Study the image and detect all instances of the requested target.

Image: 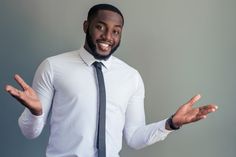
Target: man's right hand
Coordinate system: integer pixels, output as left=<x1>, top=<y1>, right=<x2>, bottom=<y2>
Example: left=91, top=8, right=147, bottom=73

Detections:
left=5, top=74, right=42, bottom=116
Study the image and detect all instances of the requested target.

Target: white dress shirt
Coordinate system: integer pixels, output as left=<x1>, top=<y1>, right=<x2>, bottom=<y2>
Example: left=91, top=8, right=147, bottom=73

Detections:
left=18, top=47, right=172, bottom=157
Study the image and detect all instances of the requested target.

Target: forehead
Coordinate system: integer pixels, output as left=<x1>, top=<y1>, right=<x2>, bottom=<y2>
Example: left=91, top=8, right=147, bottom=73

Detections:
left=92, top=10, right=123, bottom=27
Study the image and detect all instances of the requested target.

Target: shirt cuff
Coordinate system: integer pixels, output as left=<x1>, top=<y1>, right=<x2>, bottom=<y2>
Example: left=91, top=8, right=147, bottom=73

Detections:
left=158, top=118, right=174, bottom=134
left=19, top=108, right=44, bottom=127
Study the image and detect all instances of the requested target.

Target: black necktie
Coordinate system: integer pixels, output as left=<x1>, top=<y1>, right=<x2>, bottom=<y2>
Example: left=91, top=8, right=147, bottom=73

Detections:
left=93, top=62, right=106, bottom=157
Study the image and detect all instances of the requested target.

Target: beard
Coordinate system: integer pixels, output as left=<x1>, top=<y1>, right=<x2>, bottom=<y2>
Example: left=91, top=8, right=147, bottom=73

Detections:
left=85, top=30, right=120, bottom=60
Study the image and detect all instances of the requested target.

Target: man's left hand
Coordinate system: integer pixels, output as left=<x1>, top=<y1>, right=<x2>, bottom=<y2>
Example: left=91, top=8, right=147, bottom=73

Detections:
left=167, top=94, right=218, bottom=130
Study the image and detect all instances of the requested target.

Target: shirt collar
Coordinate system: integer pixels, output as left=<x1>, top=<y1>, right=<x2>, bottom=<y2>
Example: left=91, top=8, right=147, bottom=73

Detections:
left=79, top=46, right=112, bottom=69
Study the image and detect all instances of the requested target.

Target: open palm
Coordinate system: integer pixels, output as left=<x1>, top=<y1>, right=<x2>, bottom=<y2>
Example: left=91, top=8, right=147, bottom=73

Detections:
left=172, top=94, right=218, bottom=127
left=5, top=74, right=42, bottom=116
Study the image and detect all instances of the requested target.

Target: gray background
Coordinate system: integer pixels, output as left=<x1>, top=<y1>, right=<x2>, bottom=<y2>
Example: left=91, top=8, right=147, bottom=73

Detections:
left=1, top=0, right=236, bottom=157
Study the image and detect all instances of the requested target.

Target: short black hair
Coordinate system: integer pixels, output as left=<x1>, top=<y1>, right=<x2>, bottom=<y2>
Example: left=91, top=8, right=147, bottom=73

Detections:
left=87, top=4, right=124, bottom=25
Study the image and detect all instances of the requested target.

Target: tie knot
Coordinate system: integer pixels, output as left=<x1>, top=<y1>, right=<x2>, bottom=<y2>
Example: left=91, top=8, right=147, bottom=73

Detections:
left=93, top=61, right=102, bottom=70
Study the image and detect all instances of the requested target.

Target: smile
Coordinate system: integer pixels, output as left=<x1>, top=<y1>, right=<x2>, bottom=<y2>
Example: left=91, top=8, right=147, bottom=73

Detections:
left=97, top=42, right=111, bottom=52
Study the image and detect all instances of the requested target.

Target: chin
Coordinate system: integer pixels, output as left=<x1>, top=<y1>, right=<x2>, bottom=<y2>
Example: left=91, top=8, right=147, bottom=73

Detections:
left=98, top=52, right=111, bottom=57
left=96, top=50, right=111, bottom=56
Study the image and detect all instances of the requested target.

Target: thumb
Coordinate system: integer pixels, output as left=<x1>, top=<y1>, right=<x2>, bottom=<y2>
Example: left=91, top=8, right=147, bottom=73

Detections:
left=186, top=94, right=201, bottom=106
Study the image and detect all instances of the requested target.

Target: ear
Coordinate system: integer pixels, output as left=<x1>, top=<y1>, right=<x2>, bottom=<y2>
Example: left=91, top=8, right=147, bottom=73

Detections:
left=83, top=20, right=88, bottom=33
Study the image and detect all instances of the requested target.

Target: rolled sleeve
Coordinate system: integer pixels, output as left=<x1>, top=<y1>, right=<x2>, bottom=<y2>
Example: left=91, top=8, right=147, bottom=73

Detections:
left=18, top=109, right=45, bottom=139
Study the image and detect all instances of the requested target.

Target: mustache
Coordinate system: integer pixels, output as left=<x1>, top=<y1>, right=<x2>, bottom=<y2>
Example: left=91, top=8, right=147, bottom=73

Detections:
left=96, top=39, right=113, bottom=45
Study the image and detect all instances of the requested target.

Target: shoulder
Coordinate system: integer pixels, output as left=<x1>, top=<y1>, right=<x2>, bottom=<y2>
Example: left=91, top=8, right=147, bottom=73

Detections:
left=36, top=50, right=81, bottom=73
left=45, top=50, right=80, bottom=63
left=111, top=56, right=144, bottom=86
left=111, top=56, right=139, bottom=75
left=111, top=56, right=145, bottom=94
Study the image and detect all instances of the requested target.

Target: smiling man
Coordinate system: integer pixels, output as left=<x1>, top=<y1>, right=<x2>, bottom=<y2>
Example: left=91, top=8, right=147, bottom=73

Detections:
left=5, top=4, right=217, bottom=157
left=84, top=7, right=123, bottom=60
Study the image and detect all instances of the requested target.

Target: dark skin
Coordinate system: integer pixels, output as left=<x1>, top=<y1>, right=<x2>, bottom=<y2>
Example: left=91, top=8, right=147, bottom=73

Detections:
left=83, top=10, right=123, bottom=58
left=5, top=10, right=218, bottom=130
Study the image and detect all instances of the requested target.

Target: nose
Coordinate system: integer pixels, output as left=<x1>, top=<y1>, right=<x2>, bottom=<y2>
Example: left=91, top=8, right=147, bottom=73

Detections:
left=102, top=30, right=112, bottom=41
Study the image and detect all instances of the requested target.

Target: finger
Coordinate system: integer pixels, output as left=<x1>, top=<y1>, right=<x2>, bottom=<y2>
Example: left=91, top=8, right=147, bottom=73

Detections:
left=5, top=85, right=21, bottom=97
left=196, top=115, right=207, bottom=121
left=14, top=74, right=30, bottom=91
left=199, top=104, right=218, bottom=114
left=186, top=94, right=201, bottom=106
left=191, top=113, right=207, bottom=122
left=5, top=85, right=24, bottom=100
left=5, top=85, right=28, bottom=104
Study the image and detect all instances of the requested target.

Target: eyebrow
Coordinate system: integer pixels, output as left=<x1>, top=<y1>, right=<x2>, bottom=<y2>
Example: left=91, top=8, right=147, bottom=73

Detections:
left=97, top=21, right=122, bottom=29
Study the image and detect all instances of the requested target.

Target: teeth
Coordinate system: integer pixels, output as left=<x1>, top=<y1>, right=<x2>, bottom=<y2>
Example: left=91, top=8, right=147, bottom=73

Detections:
left=99, top=43, right=109, bottom=48
left=98, top=42, right=110, bottom=51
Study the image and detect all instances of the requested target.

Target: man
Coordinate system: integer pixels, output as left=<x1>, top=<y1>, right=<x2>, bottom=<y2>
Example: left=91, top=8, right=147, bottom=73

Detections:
left=5, top=3, right=217, bottom=157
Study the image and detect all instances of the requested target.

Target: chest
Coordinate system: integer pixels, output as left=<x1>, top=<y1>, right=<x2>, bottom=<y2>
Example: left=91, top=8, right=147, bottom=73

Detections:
left=52, top=66, right=136, bottom=113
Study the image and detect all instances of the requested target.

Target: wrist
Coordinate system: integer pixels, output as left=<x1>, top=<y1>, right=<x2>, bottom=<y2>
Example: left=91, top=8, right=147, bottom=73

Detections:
left=166, top=115, right=181, bottom=130
left=29, top=107, right=42, bottom=116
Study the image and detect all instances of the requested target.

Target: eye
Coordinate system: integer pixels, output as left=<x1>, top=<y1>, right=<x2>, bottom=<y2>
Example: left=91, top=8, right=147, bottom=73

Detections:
left=113, top=29, right=120, bottom=36
left=96, top=24, right=105, bottom=31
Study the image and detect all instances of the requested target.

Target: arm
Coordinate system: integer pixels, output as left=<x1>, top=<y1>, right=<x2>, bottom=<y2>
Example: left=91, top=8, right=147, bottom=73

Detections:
left=5, top=59, right=54, bottom=139
left=124, top=72, right=171, bottom=150
left=124, top=72, right=218, bottom=150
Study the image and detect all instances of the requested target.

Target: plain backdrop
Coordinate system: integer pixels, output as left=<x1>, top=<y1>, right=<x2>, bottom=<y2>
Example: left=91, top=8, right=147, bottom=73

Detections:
left=1, top=0, right=236, bottom=157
